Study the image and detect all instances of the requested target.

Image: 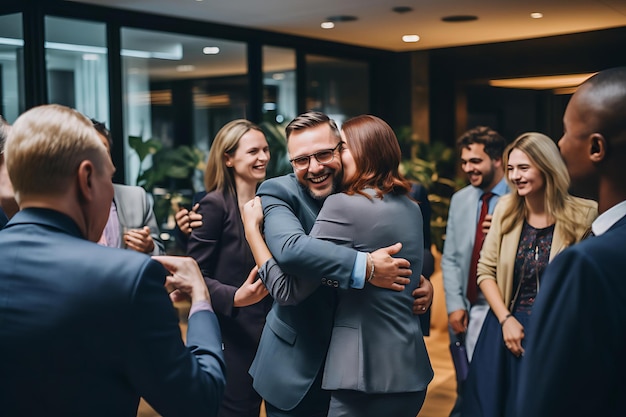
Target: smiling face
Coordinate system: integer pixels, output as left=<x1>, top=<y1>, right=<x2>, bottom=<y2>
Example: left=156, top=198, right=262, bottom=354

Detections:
left=288, top=123, right=342, bottom=200
left=460, top=143, right=501, bottom=191
left=225, top=129, right=269, bottom=185
left=507, top=148, right=545, bottom=199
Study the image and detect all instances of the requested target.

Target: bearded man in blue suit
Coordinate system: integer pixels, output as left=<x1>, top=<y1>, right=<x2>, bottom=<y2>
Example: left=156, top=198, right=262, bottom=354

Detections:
left=0, top=104, right=225, bottom=416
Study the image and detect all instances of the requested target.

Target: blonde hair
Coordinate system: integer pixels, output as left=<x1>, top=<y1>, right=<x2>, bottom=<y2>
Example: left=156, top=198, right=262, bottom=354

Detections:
left=500, top=132, right=581, bottom=245
left=204, top=119, right=263, bottom=195
left=6, top=104, right=107, bottom=201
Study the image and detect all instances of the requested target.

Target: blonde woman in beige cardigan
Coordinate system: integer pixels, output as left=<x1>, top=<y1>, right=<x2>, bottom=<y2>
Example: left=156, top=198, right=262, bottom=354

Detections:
left=462, top=132, right=597, bottom=417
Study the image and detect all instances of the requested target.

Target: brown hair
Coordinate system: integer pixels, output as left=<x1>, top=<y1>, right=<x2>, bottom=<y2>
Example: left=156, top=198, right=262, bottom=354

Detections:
left=341, top=114, right=411, bottom=199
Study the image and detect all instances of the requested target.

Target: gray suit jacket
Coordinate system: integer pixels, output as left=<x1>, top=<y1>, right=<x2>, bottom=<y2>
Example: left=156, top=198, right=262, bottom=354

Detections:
left=260, top=190, right=433, bottom=393
left=113, top=184, right=165, bottom=255
left=441, top=179, right=508, bottom=314
left=250, top=174, right=359, bottom=411
left=316, top=190, right=433, bottom=393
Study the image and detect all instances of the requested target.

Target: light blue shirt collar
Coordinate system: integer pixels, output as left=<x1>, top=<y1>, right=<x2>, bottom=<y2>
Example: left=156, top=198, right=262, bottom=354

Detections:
left=592, top=200, right=626, bottom=236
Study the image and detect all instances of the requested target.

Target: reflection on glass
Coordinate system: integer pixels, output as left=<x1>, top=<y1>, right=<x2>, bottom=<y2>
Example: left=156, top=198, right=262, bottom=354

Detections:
left=45, top=17, right=109, bottom=125
left=121, top=27, right=248, bottom=238
left=306, top=54, right=369, bottom=126
left=263, top=46, right=296, bottom=125
left=0, top=13, right=25, bottom=123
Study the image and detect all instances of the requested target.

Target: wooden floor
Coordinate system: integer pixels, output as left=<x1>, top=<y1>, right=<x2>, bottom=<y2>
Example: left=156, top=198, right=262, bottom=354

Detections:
left=138, top=249, right=457, bottom=417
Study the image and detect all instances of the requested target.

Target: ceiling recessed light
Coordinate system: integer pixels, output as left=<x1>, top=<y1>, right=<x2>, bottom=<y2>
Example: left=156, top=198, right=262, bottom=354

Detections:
left=176, top=65, right=195, bottom=72
left=321, top=21, right=335, bottom=29
left=402, top=34, right=420, bottom=43
left=326, top=15, right=358, bottom=23
left=441, top=15, right=478, bottom=23
left=203, top=46, right=220, bottom=55
left=392, top=6, right=413, bottom=14
left=530, top=12, right=543, bottom=19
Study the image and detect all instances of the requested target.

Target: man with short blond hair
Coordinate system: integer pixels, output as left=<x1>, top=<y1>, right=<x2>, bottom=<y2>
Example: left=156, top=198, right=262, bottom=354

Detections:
left=0, top=104, right=225, bottom=417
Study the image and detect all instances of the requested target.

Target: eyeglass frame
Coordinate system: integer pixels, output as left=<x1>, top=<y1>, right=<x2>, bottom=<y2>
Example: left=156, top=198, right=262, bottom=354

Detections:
left=289, top=141, right=343, bottom=171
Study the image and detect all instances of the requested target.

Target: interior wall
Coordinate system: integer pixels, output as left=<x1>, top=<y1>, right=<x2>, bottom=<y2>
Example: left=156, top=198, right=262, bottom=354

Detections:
left=427, top=25, right=626, bottom=148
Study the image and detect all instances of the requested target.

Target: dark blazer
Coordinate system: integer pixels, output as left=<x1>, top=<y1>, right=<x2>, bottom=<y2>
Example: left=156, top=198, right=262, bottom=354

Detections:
left=113, top=183, right=165, bottom=255
left=0, top=206, right=7, bottom=228
left=0, top=208, right=226, bottom=417
left=517, top=214, right=626, bottom=417
left=410, top=182, right=433, bottom=335
left=313, top=190, right=433, bottom=393
left=187, top=189, right=272, bottom=416
left=250, top=174, right=358, bottom=411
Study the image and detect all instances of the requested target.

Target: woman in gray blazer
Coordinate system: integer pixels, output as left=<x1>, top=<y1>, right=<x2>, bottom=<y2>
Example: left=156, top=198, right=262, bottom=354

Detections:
left=244, top=115, right=433, bottom=417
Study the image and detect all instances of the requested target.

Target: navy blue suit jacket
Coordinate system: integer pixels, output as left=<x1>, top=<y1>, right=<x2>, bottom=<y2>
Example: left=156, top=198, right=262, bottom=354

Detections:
left=517, top=214, right=626, bottom=417
left=0, top=208, right=226, bottom=417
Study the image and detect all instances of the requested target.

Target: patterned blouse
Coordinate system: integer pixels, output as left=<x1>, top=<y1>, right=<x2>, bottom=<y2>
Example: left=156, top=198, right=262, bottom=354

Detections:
left=511, top=221, right=555, bottom=315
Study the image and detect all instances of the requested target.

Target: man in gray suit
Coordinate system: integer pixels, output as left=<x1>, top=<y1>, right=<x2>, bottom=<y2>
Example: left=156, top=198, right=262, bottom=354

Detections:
left=249, top=111, right=433, bottom=417
left=92, top=120, right=165, bottom=255
left=442, top=126, right=508, bottom=417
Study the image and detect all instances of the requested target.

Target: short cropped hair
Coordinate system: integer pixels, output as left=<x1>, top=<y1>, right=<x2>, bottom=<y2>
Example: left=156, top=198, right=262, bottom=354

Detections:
left=456, top=126, right=507, bottom=160
left=285, top=111, right=341, bottom=143
left=6, top=104, right=108, bottom=200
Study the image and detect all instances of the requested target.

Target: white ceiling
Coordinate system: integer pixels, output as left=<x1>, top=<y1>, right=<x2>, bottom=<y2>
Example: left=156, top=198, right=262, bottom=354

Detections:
left=69, top=0, right=626, bottom=52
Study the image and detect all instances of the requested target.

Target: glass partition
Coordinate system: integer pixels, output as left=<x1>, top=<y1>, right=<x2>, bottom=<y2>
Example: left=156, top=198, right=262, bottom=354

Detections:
left=121, top=27, right=248, bottom=239
left=45, top=16, right=109, bottom=124
left=306, top=54, right=369, bottom=126
left=0, top=13, right=25, bottom=122
left=263, top=46, right=296, bottom=125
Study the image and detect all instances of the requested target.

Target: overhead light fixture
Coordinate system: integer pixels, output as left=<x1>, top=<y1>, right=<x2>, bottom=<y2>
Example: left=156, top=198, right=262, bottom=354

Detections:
left=392, top=6, right=413, bottom=14
left=272, top=73, right=286, bottom=80
left=530, top=12, right=544, bottom=19
left=321, top=21, right=335, bottom=29
left=176, top=65, right=195, bottom=72
left=441, top=15, right=478, bottom=23
left=402, top=35, right=420, bottom=43
left=82, top=54, right=99, bottom=61
left=489, top=73, right=596, bottom=92
left=203, top=46, right=220, bottom=55
left=325, top=15, right=358, bottom=23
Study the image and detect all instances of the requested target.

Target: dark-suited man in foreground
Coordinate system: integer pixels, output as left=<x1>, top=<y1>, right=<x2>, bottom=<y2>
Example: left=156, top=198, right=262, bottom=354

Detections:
left=517, top=67, right=626, bottom=416
left=0, top=104, right=226, bottom=416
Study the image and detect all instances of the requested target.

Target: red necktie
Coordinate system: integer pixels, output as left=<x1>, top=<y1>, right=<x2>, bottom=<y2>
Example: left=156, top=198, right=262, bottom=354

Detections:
left=467, top=192, right=494, bottom=305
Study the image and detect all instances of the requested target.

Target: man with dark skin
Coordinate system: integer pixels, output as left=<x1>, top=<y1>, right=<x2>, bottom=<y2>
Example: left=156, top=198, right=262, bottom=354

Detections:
left=517, top=67, right=626, bottom=417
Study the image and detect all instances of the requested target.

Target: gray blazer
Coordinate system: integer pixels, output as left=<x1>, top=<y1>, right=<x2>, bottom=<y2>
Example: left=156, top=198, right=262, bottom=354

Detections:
left=113, top=184, right=165, bottom=255
left=250, top=174, right=358, bottom=411
left=441, top=179, right=508, bottom=314
left=261, top=189, right=434, bottom=393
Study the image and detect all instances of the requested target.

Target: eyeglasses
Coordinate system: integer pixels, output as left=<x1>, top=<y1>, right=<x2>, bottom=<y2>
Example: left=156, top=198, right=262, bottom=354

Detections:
left=289, top=142, right=342, bottom=171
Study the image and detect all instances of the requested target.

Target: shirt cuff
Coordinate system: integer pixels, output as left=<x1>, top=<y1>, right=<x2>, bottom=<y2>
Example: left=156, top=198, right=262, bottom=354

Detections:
left=189, top=300, right=214, bottom=317
left=350, top=252, right=366, bottom=289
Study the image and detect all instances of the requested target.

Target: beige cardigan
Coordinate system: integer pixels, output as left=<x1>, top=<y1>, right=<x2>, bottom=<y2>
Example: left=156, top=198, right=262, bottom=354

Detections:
left=476, top=194, right=597, bottom=307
